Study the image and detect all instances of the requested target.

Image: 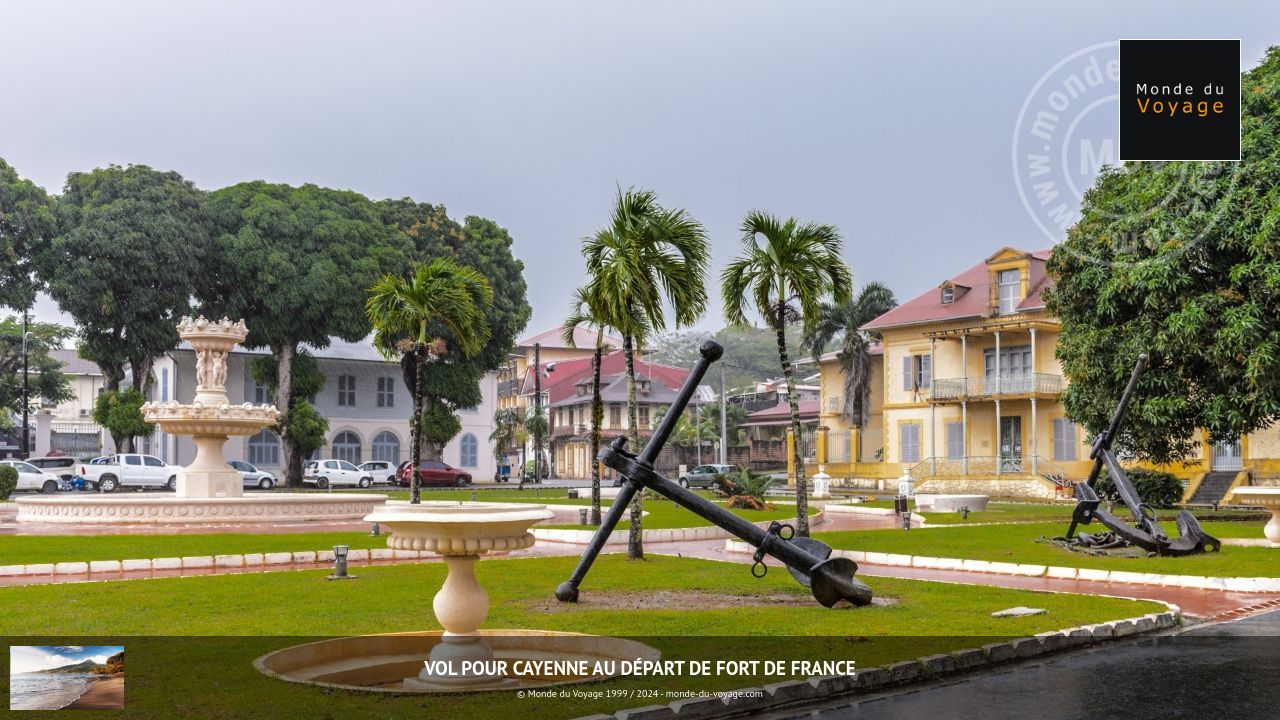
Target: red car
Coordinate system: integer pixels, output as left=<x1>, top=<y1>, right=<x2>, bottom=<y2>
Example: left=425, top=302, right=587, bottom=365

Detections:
left=397, top=460, right=473, bottom=487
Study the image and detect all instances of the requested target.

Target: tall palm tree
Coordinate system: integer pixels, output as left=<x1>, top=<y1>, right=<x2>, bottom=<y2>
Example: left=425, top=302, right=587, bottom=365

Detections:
left=582, top=187, right=709, bottom=559
left=562, top=286, right=617, bottom=526
left=722, top=211, right=852, bottom=537
left=802, top=282, right=897, bottom=460
left=367, top=258, right=493, bottom=504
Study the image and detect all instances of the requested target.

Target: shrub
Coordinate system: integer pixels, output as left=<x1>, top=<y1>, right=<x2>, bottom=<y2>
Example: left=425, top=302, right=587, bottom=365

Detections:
left=714, top=468, right=776, bottom=511
left=0, top=464, right=17, bottom=501
left=1094, top=467, right=1183, bottom=508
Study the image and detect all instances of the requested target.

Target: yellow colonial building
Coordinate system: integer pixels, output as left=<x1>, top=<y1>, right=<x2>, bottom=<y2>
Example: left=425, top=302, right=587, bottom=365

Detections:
left=810, top=246, right=1280, bottom=501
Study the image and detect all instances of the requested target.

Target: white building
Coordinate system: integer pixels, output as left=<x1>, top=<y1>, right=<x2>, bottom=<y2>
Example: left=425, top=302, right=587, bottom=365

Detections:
left=48, top=340, right=499, bottom=481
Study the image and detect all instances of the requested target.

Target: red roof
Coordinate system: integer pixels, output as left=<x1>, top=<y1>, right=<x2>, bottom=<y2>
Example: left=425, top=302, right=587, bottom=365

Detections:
left=743, top=399, right=820, bottom=426
left=517, top=325, right=623, bottom=350
left=863, top=247, right=1053, bottom=331
left=520, top=349, right=690, bottom=405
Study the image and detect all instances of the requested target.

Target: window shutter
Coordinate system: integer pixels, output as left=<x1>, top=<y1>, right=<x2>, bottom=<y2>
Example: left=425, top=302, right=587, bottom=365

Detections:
left=902, top=356, right=912, bottom=390
left=920, top=355, right=932, bottom=388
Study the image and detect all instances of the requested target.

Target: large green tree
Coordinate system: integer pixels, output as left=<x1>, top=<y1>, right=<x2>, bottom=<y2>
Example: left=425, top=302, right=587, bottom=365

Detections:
left=722, top=211, right=852, bottom=537
left=379, top=200, right=530, bottom=461
left=1047, top=48, right=1280, bottom=465
left=0, top=158, right=55, bottom=312
left=201, top=182, right=411, bottom=485
left=250, top=352, right=329, bottom=464
left=41, top=165, right=209, bottom=405
left=0, top=317, right=73, bottom=430
left=582, top=187, right=708, bottom=559
left=366, top=258, right=492, bottom=504
left=802, top=281, right=897, bottom=458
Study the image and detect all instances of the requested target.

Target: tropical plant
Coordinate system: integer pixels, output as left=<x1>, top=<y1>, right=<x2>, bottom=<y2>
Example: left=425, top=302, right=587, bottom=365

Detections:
left=562, top=285, right=617, bottom=525
left=712, top=468, right=777, bottom=511
left=0, top=464, right=17, bottom=501
left=581, top=187, right=709, bottom=559
left=522, top=403, right=549, bottom=483
left=489, top=407, right=520, bottom=463
left=92, top=388, right=155, bottom=455
left=722, top=211, right=852, bottom=536
left=802, top=282, right=897, bottom=456
left=366, top=258, right=493, bottom=503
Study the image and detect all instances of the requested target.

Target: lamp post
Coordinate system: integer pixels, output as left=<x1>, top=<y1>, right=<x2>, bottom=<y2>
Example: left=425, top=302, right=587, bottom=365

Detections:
left=21, top=311, right=32, bottom=459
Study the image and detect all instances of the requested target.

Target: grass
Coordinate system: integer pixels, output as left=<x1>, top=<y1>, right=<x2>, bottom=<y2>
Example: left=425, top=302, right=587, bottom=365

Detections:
left=853, top=500, right=1267, bottom=526
left=817, top=521, right=1277, bottom=577
left=0, top=531, right=387, bottom=565
left=0, top=554, right=1164, bottom=719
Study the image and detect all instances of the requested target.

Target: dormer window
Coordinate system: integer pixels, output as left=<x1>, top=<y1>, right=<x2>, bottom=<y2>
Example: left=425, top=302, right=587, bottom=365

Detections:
left=941, top=286, right=954, bottom=304
left=997, top=269, right=1021, bottom=314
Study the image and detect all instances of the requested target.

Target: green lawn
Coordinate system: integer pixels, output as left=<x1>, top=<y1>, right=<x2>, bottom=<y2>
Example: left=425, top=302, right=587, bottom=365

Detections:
left=0, top=555, right=1165, bottom=719
left=853, top=500, right=1266, bottom=526
left=0, top=531, right=387, bottom=565
left=817, top=521, right=1277, bottom=577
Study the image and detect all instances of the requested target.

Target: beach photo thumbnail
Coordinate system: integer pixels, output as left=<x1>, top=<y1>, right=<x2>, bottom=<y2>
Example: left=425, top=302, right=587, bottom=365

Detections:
left=9, top=646, right=124, bottom=711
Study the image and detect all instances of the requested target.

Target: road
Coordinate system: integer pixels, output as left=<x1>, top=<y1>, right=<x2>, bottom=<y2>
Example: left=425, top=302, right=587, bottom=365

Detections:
left=766, top=609, right=1280, bottom=720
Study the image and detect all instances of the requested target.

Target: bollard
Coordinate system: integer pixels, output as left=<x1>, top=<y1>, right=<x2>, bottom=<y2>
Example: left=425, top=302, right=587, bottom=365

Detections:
left=370, top=522, right=380, bottom=537
left=960, top=506, right=970, bottom=520
left=328, top=544, right=356, bottom=580
left=579, top=508, right=589, bottom=525
left=902, top=511, right=912, bottom=531
left=471, top=489, right=477, bottom=502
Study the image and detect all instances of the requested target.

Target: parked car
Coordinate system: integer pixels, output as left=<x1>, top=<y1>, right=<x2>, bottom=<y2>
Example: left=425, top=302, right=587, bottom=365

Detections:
left=678, top=463, right=735, bottom=489
left=0, top=459, right=62, bottom=494
left=78, top=454, right=180, bottom=492
left=397, top=460, right=472, bottom=487
left=358, top=460, right=398, bottom=485
left=23, top=456, right=79, bottom=481
left=304, top=459, right=374, bottom=489
left=227, top=460, right=275, bottom=490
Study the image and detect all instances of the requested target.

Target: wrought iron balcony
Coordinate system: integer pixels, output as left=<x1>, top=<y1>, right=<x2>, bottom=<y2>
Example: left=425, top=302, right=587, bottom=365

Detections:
left=908, top=455, right=1068, bottom=481
left=929, top=373, right=1064, bottom=402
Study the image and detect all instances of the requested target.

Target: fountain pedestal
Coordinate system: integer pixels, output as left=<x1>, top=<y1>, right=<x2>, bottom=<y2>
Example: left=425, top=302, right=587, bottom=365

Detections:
left=363, top=501, right=553, bottom=690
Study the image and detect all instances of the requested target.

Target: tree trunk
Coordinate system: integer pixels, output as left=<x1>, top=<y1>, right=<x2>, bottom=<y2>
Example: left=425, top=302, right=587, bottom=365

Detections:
left=776, top=321, right=809, bottom=537
left=130, top=355, right=155, bottom=397
left=274, top=343, right=303, bottom=487
left=410, top=346, right=426, bottom=504
left=590, top=344, right=603, bottom=525
left=623, top=334, right=643, bottom=560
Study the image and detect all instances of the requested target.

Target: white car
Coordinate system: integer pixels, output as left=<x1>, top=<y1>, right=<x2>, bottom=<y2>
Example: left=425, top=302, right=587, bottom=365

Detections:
left=303, top=459, right=373, bottom=489
left=227, top=460, right=276, bottom=490
left=1, top=460, right=62, bottom=494
left=79, top=454, right=181, bottom=492
left=358, top=460, right=398, bottom=485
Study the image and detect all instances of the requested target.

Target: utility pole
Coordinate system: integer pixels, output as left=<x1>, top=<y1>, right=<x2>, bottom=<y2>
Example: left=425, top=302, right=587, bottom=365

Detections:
left=719, top=362, right=727, bottom=465
left=694, top=397, right=702, bottom=466
left=533, top=342, right=542, bottom=484
left=21, top=311, right=31, bottom=459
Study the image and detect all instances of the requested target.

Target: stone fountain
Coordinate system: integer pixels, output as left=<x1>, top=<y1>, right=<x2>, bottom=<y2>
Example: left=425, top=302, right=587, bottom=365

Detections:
left=255, top=501, right=659, bottom=693
left=16, top=317, right=387, bottom=525
left=1226, top=487, right=1280, bottom=546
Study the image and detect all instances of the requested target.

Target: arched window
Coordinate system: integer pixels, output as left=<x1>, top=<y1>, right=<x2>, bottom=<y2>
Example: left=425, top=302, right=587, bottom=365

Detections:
left=248, top=429, right=281, bottom=467
left=460, top=433, right=478, bottom=468
left=371, top=431, right=400, bottom=464
left=332, top=431, right=362, bottom=464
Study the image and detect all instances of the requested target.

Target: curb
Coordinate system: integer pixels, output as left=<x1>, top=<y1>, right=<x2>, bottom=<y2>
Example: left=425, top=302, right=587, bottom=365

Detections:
left=0, top=547, right=430, bottom=579
left=723, top=540, right=1280, bottom=593
left=579, top=606, right=1181, bottom=720
left=535, top=511, right=825, bottom=546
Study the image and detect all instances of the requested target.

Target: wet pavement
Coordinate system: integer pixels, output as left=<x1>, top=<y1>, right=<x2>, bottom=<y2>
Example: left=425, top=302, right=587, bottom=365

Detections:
left=766, top=609, right=1280, bottom=720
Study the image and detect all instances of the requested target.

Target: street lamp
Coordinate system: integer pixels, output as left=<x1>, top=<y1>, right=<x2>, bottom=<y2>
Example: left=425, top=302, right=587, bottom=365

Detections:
left=328, top=544, right=355, bottom=580
left=21, top=312, right=33, bottom=459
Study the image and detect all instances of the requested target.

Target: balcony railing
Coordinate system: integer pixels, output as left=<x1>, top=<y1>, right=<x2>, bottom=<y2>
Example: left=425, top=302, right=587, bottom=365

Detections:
left=930, top=373, right=1063, bottom=401
left=908, top=455, right=1067, bottom=481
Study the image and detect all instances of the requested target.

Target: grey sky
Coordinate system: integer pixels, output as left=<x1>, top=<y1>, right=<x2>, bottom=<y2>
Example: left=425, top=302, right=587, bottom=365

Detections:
left=4, top=1, right=1276, bottom=336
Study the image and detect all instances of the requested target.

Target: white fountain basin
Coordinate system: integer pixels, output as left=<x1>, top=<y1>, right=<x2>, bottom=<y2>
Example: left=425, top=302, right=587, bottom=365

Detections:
left=365, top=501, right=555, bottom=555
left=1227, top=487, right=1280, bottom=545
left=15, top=492, right=388, bottom=524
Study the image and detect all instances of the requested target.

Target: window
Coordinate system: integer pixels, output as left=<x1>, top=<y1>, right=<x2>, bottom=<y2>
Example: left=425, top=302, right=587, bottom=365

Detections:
left=376, top=377, right=395, bottom=408
left=125, top=456, right=142, bottom=466
left=941, top=286, right=954, bottom=304
left=901, top=354, right=931, bottom=391
left=1053, top=418, right=1078, bottom=461
left=338, top=460, right=358, bottom=472
left=460, top=433, right=478, bottom=468
left=946, top=421, right=964, bottom=460
left=161, top=368, right=170, bottom=402
left=638, top=406, right=650, bottom=428
left=144, top=456, right=164, bottom=467
left=371, top=431, right=400, bottom=464
left=252, top=380, right=270, bottom=405
left=610, top=405, right=622, bottom=428
left=337, top=375, right=356, bottom=407
left=899, top=424, right=922, bottom=463
left=997, top=269, right=1021, bottom=314
left=332, top=431, right=362, bottom=464
left=248, top=429, right=281, bottom=466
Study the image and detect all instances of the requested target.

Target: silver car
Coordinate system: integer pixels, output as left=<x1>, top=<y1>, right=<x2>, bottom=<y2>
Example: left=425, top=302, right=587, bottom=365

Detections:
left=227, top=460, right=276, bottom=490
left=678, top=463, right=735, bottom=489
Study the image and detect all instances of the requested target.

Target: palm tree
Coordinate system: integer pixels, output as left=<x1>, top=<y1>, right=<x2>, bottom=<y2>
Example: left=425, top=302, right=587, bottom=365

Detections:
left=722, top=211, right=852, bottom=537
left=366, top=258, right=493, bottom=504
left=562, top=286, right=617, bottom=526
left=489, top=407, right=520, bottom=472
left=582, top=187, right=709, bottom=559
left=802, top=282, right=897, bottom=460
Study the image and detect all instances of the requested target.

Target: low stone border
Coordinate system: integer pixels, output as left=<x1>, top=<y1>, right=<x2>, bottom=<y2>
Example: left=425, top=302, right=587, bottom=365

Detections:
left=535, top=511, right=824, bottom=546
left=577, top=606, right=1181, bottom=720
left=819, top=503, right=926, bottom=526
left=723, top=540, right=1280, bottom=592
left=0, top=547, right=432, bottom=579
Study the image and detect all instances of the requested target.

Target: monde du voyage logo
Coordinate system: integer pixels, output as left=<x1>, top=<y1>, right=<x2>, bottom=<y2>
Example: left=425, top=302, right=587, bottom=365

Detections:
left=1120, top=39, right=1241, bottom=161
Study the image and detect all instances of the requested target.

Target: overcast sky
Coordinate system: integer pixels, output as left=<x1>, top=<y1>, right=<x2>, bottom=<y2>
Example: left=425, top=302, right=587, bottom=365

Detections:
left=4, top=1, right=1276, bottom=336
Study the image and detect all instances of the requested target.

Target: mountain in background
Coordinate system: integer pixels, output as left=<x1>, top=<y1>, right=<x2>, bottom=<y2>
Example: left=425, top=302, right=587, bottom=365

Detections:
left=35, top=659, right=102, bottom=674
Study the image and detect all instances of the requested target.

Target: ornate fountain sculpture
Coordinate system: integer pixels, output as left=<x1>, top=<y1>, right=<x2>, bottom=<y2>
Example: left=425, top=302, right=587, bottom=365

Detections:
left=142, top=317, right=281, bottom=498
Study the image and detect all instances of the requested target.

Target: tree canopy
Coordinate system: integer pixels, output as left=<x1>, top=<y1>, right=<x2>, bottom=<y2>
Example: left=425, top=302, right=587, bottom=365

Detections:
left=0, top=157, right=55, bottom=312
left=1046, top=47, right=1280, bottom=464
left=41, top=164, right=209, bottom=390
left=0, top=317, right=73, bottom=428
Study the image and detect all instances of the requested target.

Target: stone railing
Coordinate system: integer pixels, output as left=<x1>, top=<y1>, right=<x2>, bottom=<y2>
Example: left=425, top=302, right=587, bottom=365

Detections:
left=931, top=373, right=1064, bottom=401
